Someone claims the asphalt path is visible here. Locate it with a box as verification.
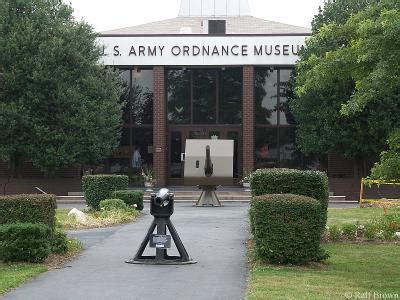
[5,203,249,300]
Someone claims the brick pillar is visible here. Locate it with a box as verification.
[153,66,168,187]
[242,66,254,176]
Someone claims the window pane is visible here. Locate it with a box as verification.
[170,131,182,178]
[279,69,296,125]
[131,69,154,125]
[279,127,301,168]
[227,131,240,178]
[189,131,203,139]
[255,68,278,125]
[109,127,130,174]
[167,70,191,124]
[132,127,153,167]
[193,69,216,124]
[120,70,131,124]
[219,68,242,124]
[255,127,278,168]
[120,127,130,146]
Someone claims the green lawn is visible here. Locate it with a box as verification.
[248,207,400,299]
[0,263,47,295]
[0,237,83,296]
[327,207,400,225]
[248,243,400,300]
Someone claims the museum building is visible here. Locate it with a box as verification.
[1,0,374,199]
[98,0,312,187]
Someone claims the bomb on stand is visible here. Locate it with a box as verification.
[183,139,234,206]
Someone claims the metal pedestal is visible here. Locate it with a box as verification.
[127,216,196,265]
[196,185,222,207]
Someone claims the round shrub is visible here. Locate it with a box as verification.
[251,194,328,264]
[0,194,57,229]
[112,190,144,210]
[0,223,52,263]
[99,199,127,211]
[82,175,129,209]
[249,168,329,233]
[51,229,68,254]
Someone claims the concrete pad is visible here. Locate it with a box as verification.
[4,203,249,300]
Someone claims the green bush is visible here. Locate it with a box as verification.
[364,222,379,240]
[0,223,52,263]
[51,229,68,254]
[82,175,129,209]
[99,199,127,211]
[341,224,357,240]
[0,194,57,228]
[112,190,144,210]
[249,168,329,232]
[324,212,400,242]
[251,194,328,264]
[327,225,342,241]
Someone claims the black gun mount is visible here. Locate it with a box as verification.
[128,188,196,265]
[150,188,174,217]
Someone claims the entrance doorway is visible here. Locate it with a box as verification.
[168,126,242,185]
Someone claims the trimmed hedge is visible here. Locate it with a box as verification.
[249,168,329,231]
[251,194,328,264]
[99,199,127,211]
[0,194,57,228]
[51,229,69,254]
[112,190,144,210]
[0,223,52,263]
[82,175,129,209]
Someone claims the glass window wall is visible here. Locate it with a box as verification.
[279,69,296,125]
[254,68,300,169]
[167,67,242,125]
[167,70,191,124]
[219,68,243,124]
[107,68,154,184]
[131,69,154,125]
[192,69,216,124]
[255,69,278,125]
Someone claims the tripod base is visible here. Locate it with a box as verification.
[126,257,197,265]
[128,217,196,265]
[196,185,222,207]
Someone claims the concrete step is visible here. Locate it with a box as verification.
[57,195,85,204]
[329,195,346,202]
[68,192,84,196]
[59,192,349,203]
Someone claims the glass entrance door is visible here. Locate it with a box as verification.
[168,126,242,185]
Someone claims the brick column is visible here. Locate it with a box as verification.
[242,66,255,176]
[153,66,168,187]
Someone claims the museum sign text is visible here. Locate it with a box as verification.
[98,35,308,66]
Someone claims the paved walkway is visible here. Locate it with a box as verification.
[5,203,249,300]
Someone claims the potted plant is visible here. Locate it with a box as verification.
[241,175,251,188]
[142,165,155,188]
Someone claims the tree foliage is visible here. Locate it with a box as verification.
[370,129,400,181]
[0,0,124,174]
[292,0,400,164]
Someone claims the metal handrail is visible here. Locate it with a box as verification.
[34,187,47,194]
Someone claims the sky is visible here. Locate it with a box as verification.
[69,0,326,32]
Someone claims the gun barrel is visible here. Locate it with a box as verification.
[204,145,213,177]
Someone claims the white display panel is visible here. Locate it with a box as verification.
[97,35,307,66]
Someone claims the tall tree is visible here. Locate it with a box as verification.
[291,0,400,175]
[370,129,400,181]
[0,0,124,175]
